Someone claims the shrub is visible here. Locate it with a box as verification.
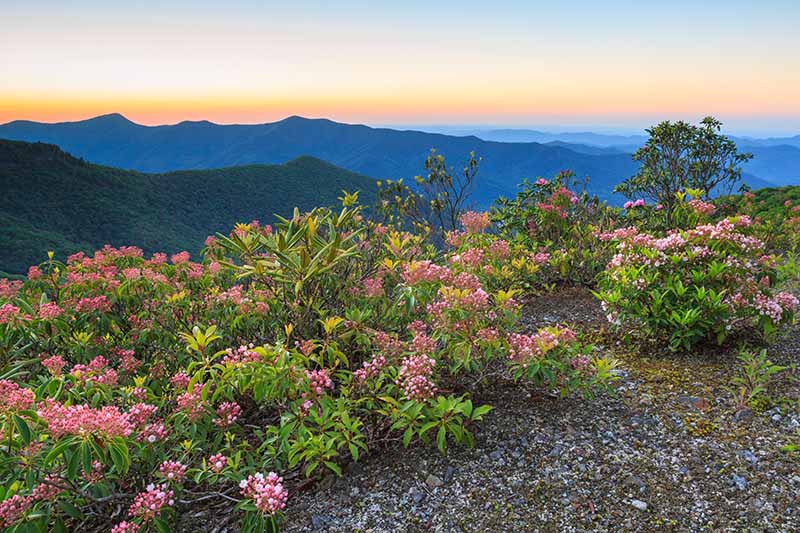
[615,116,752,226]
[594,215,798,351]
[0,200,617,531]
[492,171,620,287]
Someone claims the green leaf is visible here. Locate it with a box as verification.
[13,415,31,445]
[436,426,447,453]
[324,461,342,476]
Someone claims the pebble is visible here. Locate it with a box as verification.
[425,474,443,488]
[739,450,758,465]
[732,474,748,491]
[630,499,648,511]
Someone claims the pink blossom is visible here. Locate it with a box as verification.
[111,521,140,533]
[0,303,31,324]
[128,483,174,522]
[175,387,206,421]
[170,371,190,390]
[353,355,387,383]
[74,295,111,313]
[208,453,228,473]
[396,354,436,401]
[0,380,35,413]
[138,420,168,443]
[41,355,66,376]
[459,211,491,234]
[239,472,288,515]
[170,251,190,264]
[37,302,63,320]
[128,403,158,427]
[37,400,133,439]
[27,266,43,280]
[363,277,384,298]
[0,494,32,528]
[305,369,333,395]
[32,474,63,501]
[214,401,242,427]
[158,460,187,483]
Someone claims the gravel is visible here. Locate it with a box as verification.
[282,287,800,533]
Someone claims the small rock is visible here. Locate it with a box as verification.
[311,514,332,530]
[425,474,443,488]
[410,487,425,504]
[771,413,782,423]
[630,499,648,511]
[732,474,748,491]
[625,475,647,493]
[489,449,504,462]
[443,465,456,483]
[739,450,758,465]
[349,486,360,497]
[547,445,564,458]
[733,408,754,423]
[676,395,710,410]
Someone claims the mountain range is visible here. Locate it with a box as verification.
[1,114,791,204]
[0,139,376,275]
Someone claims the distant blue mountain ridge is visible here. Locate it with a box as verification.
[1,114,795,205]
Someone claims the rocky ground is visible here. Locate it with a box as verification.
[282,288,800,533]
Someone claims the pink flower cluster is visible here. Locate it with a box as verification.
[353,355,387,383]
[70,355,119,386]
[0,380,35,413]
[460,211,491,234]
[488,239,510,259]
[396,354,436,401]
[158,460,187,483]
[31,474,63,501]
[175,387,206,421]
[623,199,646,209]
[450,248,485,269]
[128,483,174,522]
[41,355,66,376]
[138,421,169,444]
[239,472,288,515]
[754,292,798,322]
[305,369,333,395]
[0,278,23,299]
[0,494,31,528]
[221,344,262,366]
[507,327,577,365]
[128,403,158,427]
[37,400,133,439]
[74,295,111,313]
[208,453,228,473]
[111,521,140,533]
[170,251,191,264]
[214,401,242,427]
[363,276,384,298]
[0,303,31,324]
[402,260,450,286]
[170,371,190,389]
[37,302,63,320]
[687,198,716,216]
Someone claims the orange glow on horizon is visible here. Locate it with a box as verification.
[3,87,799,127]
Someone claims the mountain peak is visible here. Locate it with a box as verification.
[87,113,135,125]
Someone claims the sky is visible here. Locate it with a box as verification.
[1,0,799,135]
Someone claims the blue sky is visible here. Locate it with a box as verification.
[2,0,799,134]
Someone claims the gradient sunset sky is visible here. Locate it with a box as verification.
[2,0,799,134]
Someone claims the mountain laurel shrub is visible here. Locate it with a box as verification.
[594,214,798,351]
[492,171,620,288]
[0,197,618,532]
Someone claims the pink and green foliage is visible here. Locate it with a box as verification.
[492,171,620,288]
[594,214,798,351]
[0,197,617,531]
